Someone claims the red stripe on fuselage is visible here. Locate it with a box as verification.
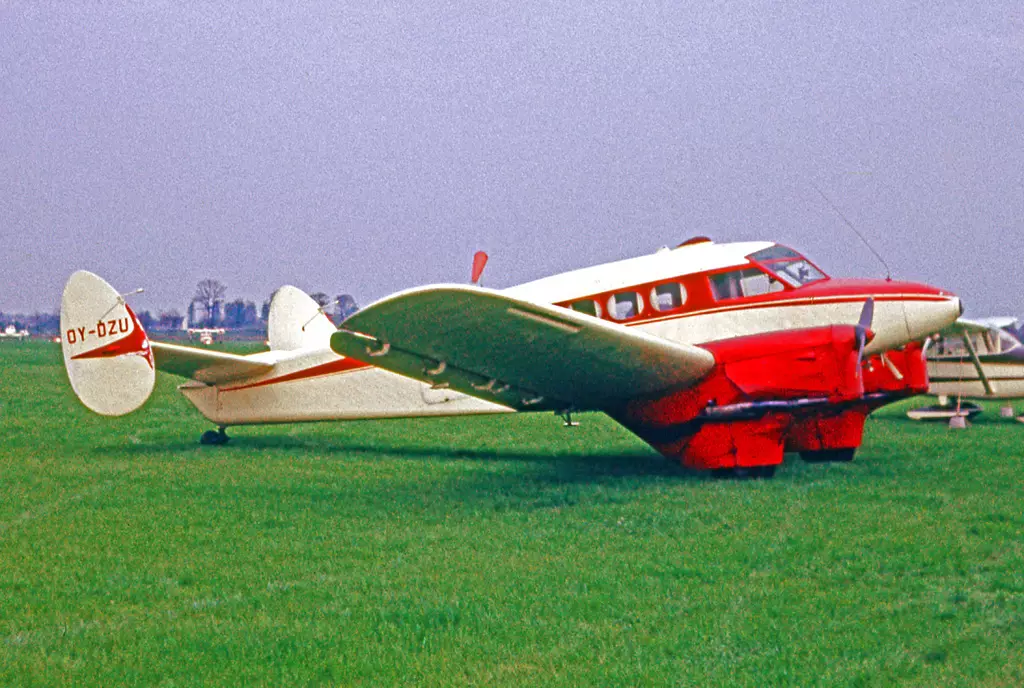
[628,293,948,327]
[221,357,372,392]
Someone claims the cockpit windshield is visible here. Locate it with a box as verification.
[748,245,828,288]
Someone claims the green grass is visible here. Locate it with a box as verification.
[2,341,1023,686]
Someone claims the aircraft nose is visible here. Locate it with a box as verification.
[902,291,962,342]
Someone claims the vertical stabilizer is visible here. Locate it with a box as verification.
[268,286,337,351]
[60,271,155,415]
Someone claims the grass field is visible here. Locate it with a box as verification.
[2,341,1023,686]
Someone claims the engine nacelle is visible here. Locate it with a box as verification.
[612,327,925,472]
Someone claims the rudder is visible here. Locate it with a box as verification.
[267,286,336,351]
[60,271,155,416]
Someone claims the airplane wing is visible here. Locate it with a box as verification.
[151,342,275,385]
[943,317,1018,334]
[330,285,715,411]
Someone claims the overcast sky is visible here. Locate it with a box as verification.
[2,2,1022,316]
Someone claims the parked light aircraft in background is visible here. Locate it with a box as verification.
[60,238,962,477]
[907,317,1024,422]
[0,324,29,339]
[187,327,226,345]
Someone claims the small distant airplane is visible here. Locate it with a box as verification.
[59,238,962,477]
[907,317,1024,422]
[0,324,29,339]
[187,327,226,345]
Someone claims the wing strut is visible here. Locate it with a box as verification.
[959,325,996,396]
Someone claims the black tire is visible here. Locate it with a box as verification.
[712,465,777,480]
[799,448,855,463]
[743,465,777,479]
[200,430,226,445]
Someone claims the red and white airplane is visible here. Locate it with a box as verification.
[60,238,962,477]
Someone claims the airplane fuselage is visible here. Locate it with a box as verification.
[180,239,962,426]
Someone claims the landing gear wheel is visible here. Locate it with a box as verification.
[200,428,230,446]
[712,465,777,480]
[799,448,855,463]
[743,465,777,479]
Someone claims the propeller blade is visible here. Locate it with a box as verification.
[854,297,874,374]
[856,328,867,371]
[857,297,874,331]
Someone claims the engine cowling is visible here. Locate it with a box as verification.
[611,327,926,472]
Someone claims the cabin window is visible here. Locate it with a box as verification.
[569,299,602,318]
[607,292,642,320]
[650,283,687,311]
[930,334,968,359]
[930,330,1022,360]
[999,330,1021,353]
[709,269,783,301]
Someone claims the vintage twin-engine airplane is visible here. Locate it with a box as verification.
[908,317,1024,422]
[60,238,962,477]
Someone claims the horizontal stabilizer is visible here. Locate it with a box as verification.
[330,285,715,411]
[151,342,275,385]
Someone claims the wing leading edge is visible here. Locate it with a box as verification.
[329,285,715,411]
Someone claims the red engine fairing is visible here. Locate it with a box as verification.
[611,327,927,471]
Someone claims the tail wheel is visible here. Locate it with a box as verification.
[200,429,229,446]
[799,448,855,463]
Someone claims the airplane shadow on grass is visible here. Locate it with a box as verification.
[323,441,700,481]
[90,434,706,485]
[246,438,719,512]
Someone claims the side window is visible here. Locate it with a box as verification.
[931,333,997,358]
[650,283,687,312]
[931,334,968,359]
[710,269,780,300]
[607,292,642,320]
[999,330,1021,354]
[740,271,771,296]
[569,299,601,318]
[709,271,744,300]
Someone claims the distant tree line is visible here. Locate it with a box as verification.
[185,279,358,330]
[0,311,59,335]
[1,278,359,336]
